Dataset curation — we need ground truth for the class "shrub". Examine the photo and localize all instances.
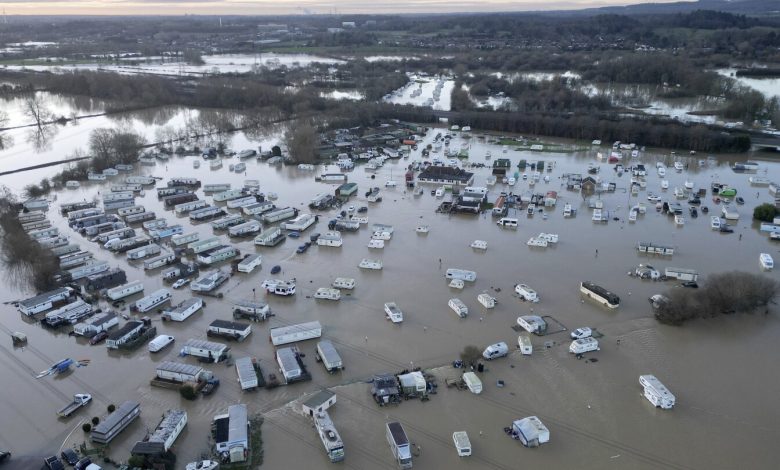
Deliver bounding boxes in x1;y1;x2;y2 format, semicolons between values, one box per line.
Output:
82;423;91;432
179;384;197;400
107;404;115;413
460;345;482;367
753;203;777;222
91;416;100;426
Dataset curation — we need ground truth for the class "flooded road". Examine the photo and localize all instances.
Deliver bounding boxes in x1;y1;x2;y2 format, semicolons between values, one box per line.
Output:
1;122;780;469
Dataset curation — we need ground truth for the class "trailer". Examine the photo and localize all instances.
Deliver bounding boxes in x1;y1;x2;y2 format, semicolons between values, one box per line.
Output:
127;243;161;260
157;187;190;198
174;199;207;214
125;211;156;224
237;254;262;273
181;339;230;363
197;246;239;265
262;207;298;224
73;312;118;337
386;422;413;469
211;214;245;230
132;289;172;313
64;260;110;281
316;340;343;372
163;192;198;208
107;280;145;301
162;298;203;322
28;226;58;240
190;270;230;293
208;320;252;341
57;394;92;418
91;401;141;444
59;251;94;269
125;176;155;185
639;374;675;409
85;267;127;291
171;232;199;247
168;177;201;188
243;201;275;216
190;205;226;222
228;220;262;237
161;262;199;282
95;227;135;244
510;416;549;448
235;357;259;390
144;252;177;270
51;243;81;257
103;191;135;202
314;411;345;463
270;321;322;346
452;431;472;457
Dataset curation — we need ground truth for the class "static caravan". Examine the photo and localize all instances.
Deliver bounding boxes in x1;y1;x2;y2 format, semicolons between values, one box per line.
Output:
332;278;356;290
189;206;225;222
66;260;110;281
237;254;262;273
17;287;73;316
228;220;262;237
188;236;221;254
21;219;51;232
125;176;155;185
86;268;127;291
103;191;135;203
213;189;245;202
317;231;343;247
125;211;155;224
270;321;322;346
44;299;93;327
182;339;230;363
232;300;271;321
639;374;675;409
281;214;316;232
132;289;172;313
190;270;230;292
262;207;298;224
148;224;184;240
171;232;199;247
28;226;59;240
254;227;285;246
60;201;96;214
111;183;142;192
445;269;477;282
144;252;177;270
203;183;231;193
211;214;245;230
174;199;207;214
208;320;252;341
51;243;81;257
104;199;136;211
107;280;145;301
73;311;118;337
90;401;141;445
169;177;201;188
67;208;102;222
157;187;189;198
117;205;145;217
127;243;161;260
142;218;167;231
511;416;549;448
276;347;303;382
663;267;698;282
243;201;275;216
161;262;199;282
162;192;198;208
235;357;259;391
59;251;94;269
162;298;203;322
37;235;70;249
197;246;239;265
95;227;135;244
226;196;258;209
20;210;47;223
106;234;150;252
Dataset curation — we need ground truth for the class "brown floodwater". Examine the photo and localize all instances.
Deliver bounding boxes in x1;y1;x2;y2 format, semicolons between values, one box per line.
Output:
1;127;779;470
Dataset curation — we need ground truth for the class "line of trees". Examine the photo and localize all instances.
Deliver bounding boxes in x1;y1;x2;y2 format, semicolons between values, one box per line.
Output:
654;272;778;325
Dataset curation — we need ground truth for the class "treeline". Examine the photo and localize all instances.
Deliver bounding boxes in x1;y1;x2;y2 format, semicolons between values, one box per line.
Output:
444;109;751;152
655;272;778;325
0;193;58;291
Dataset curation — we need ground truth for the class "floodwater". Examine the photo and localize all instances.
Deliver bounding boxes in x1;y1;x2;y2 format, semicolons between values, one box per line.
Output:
1;112;780;469
716;68;780;100
384;74;455;111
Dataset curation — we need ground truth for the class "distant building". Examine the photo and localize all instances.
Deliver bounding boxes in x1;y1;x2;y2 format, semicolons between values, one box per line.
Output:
327;28;345;34
418;166;475;186
342;22;356;28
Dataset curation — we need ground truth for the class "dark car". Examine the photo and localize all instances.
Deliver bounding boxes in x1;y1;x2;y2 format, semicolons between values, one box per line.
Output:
44;456;64;470
309;232;321;242
201;378;220;396
0;451;10;463
681;281;699;289
60;449;79;466
73;457;92;470
270;265;281;275
357;206;368;213
89;331;108;345
296;242;312;254
287;231;300;239
719;225;734;233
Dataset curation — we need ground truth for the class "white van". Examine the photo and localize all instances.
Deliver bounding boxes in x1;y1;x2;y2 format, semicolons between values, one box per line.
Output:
496;217;518;228
148;335;175;353
462;372;482;394
482;342;509;360
569;337;600;354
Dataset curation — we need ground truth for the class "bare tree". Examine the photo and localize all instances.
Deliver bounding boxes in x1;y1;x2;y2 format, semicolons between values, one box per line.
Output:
23;93;53;133
284;122;318;163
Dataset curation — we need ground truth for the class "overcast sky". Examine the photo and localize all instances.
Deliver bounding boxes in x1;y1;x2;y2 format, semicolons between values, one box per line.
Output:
0;1;689;16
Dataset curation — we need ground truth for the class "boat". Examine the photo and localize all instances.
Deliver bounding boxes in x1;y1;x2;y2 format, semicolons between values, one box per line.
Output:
470;240;488;250
760;253;774;270
449;279;465;289
415;225;429;234
384;302;404;323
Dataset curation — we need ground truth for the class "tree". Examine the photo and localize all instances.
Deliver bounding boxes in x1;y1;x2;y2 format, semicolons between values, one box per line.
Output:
82;423;91;433
271;145;282;157
91;416;100;426
460;345;482;367
284;122;318;163
179;384;197;400
753;203;777;222
107;404;116;413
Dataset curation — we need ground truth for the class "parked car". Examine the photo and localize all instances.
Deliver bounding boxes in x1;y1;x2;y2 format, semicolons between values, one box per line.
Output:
719;225;734;233
89;331;108;345
287;231;300;238
309;232;321;242
60;448;79;465
201;378;220;396
0;451;10;463
570;327;593;340
296;242;312;254
647;194;662;202
357;206;368;213
74;457;92;470
44;456;64;470
172;278;190;289
681;281;699;288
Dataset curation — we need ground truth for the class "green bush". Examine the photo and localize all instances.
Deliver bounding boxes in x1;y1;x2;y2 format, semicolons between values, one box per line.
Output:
91;416;100;426
107;404;115;413
753;203;777;222
82;423;91;432
179;384;197;400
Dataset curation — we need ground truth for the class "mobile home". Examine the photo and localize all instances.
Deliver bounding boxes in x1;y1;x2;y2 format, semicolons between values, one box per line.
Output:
235;356;259;390
262;207;298;224
127;243;161;260
237;254;262;273
270;321;322;346
107;280;145;301
162;298;203;322
182;339;230;363
174;200;207;214
213;189;245;202
188;236;221;254
254;227;285;246
228;220;262;237
73;311;118;337
189;205;225;222
171;232;199;247
203;183;231;193
208;320;252;342
277;347;304;382
211;214;245;230
17;287;74;316
242;201;275;216
132;289;172;313
144;252;177;270
316;340;343;372
91;401;141;444
197;246;239;265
